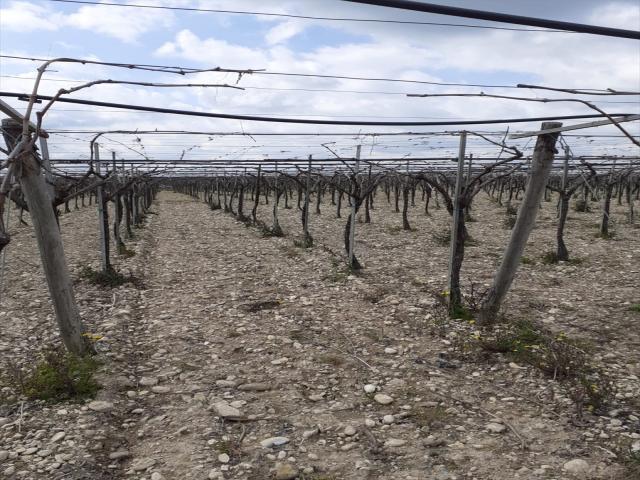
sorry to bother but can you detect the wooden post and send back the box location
[112,151,123,252]
[348,146,361,267]
[93,144,110,272]
[304,155,312,243]
[480,122,562,322]
[2,119,89,355]
[38,137,55,201]
[448,131,467,311]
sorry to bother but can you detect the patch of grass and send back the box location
[432,228,450,246]
[520,256,535,265]
[595,230,616,240]
[541,251,559,264]
[280,245,301,259]
[629,304,640,313]
[80,265,140,288]
[450,304,474,321]
[362,286,391,304]
[317,353,345,367]
[2,348,100,402]
[573,199,591,212]
[502,214,517,229]
[386,225,404,235]
[476,319,614,415]
[117,243,136,258]
[410,405,447,428]
[362,327,385,342]
[293,235,314,248]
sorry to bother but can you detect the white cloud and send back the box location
[265,20,306,45]
[0,1,63,32]
[65,4,173,43]
[589,2,640,30]
[0,0,173,42]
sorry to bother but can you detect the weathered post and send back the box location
[38,136,55,201]
[93,143,110,272]
[448,131,467,315]
[348,146,361,268]
[2,119,89,355]
[303,155,312,245]
[480,122,562,323]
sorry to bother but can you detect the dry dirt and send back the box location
[0,188,639,480]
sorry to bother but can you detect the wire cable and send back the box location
[46,0,571,33]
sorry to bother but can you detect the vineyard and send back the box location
[0,1,639,480]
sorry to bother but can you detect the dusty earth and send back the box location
[0,188,639,480]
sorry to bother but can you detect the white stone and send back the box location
[213,401,241,418]
[486,422,506,434]
[382,415,395,425]
[87,401,114,413]
[562,459,589,475]
[384,438,406,447]
[374,394,394,405]
[363,384,376,394]
[50,432,66,443]
[218,453,230,464]
[260,436,290,448]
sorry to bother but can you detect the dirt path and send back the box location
[1,190,638,480]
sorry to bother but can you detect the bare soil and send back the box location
[0,189,638,480]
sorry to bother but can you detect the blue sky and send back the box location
[0,0,638,163]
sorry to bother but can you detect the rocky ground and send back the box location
[0,189,639,480]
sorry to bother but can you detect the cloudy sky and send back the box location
[0,0,639,169]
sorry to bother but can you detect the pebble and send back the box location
[218,453,230,464]
[139,376,159,386]
[363,384,376,394]
[151,386,170,394]
[109,450,131,460]
[151,473,163,480]
[486,422,506,434]
[213,401,241,418]
[0,451,8,461]
[562,459,589,475]
[374,394,394,405]
[274,462,299,480]
[384,438,406,447]
[384,347,398,354]
[131,458,157,471]
[237,382,270,392]
[87,401,114,413]
[344,425,356,436]
[382,415,395,425]
[50,431,66,443]
[260,437,290,448]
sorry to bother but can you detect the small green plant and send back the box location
[317,353,345,367]
[432,228,451,246]
[80,266,140,288]
[573,199,591,212]
[293,234,313,248]
[505,203,518,216]
[3,348,100,402]
[410,405,447,428]
[541,251,559,264]
[477,320,614,414]
[117,243,135,258]
[450,304,474,321]
[596,230,616,240]
[503,213,517,229]
[520,256,534,265]
[629,304,640,313]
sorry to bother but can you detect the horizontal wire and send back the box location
[46,0,569,33]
